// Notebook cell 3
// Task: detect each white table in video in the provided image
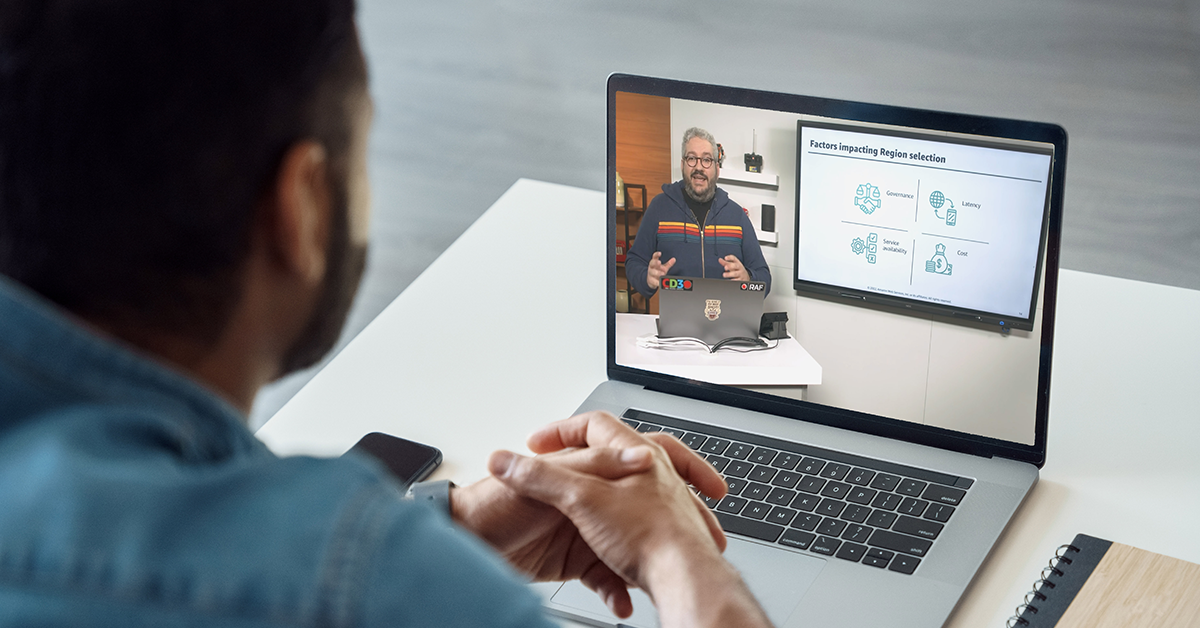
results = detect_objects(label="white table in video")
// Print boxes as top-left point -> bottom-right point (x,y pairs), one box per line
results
615,312 -> 822,387
257,179 -> 1200,628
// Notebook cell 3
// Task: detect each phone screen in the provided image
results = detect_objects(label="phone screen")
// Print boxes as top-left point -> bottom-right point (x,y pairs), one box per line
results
348,432 -> 443,488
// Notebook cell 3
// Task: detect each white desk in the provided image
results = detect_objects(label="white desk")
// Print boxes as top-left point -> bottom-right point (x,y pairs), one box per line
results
615,313 -> 822,387
258,179 -> 1200,628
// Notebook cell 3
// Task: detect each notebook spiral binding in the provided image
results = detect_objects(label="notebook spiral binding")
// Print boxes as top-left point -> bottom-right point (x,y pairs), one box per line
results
1005,544 -> 1081,627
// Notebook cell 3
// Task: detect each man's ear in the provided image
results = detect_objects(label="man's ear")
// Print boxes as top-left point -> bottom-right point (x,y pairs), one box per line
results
268,141 -> 332,283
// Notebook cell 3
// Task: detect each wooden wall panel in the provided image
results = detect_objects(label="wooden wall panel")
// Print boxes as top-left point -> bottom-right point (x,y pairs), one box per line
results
615,92 -> 671,315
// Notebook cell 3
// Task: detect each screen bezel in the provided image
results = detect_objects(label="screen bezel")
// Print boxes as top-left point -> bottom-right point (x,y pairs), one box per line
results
606,73 -> 1066,468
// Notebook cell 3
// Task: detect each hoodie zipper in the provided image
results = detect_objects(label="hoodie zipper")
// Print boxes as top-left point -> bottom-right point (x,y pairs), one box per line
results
685,204 -> 706,279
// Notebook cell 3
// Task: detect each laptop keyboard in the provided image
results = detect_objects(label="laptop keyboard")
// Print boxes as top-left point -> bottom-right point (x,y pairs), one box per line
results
620,410 -> 973,576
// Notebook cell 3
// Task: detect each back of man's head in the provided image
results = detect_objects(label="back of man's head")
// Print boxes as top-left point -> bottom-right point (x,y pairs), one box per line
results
0,0 -> 365,342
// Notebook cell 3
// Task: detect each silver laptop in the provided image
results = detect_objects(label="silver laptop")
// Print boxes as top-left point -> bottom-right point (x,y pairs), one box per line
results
538,74 -> 1065,627
656,276 -> 766,347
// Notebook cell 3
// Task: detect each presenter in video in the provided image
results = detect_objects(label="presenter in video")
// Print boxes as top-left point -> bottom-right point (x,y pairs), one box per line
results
626,127 -> 771,299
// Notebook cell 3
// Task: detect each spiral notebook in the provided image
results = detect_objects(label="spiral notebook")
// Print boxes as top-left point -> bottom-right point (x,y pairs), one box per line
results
1008,534 -> 1200,628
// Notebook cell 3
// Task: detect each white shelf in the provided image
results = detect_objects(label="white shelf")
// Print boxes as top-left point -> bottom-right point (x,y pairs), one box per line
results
718,170 -> 779,189
758,231 -> 778,245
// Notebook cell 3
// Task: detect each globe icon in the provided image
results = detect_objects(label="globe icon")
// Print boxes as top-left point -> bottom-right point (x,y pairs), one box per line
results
929,190 -> 946,209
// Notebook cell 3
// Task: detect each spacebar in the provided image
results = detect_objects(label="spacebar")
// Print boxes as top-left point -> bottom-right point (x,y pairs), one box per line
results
714,512 -> 784,542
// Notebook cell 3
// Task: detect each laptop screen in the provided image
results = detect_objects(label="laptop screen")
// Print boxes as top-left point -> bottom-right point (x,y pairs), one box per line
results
609,75 -> 1065,463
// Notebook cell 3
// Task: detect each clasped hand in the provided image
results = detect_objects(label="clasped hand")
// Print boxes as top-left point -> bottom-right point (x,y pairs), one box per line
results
450,411 -> 728,618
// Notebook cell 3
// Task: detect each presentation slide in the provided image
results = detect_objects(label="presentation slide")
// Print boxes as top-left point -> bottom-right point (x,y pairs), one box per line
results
795,124 -> 1053,321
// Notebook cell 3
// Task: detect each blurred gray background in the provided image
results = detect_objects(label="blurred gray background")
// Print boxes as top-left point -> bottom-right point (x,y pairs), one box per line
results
250,0 -> 1200,429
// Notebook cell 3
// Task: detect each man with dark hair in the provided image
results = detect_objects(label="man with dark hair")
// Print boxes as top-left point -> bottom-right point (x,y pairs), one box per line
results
0,1 -> 772,627
625,127 -> 772,299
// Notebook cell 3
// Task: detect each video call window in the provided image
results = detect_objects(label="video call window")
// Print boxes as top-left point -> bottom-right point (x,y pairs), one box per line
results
613,92 -> 1054,446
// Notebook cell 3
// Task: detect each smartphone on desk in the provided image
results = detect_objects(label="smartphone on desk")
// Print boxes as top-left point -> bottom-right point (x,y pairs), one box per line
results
348,432 -> 442,488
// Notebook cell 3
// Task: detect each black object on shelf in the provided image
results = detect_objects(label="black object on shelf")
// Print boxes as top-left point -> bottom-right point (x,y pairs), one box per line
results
760,312 -> 788,339
761,204 -> 776,233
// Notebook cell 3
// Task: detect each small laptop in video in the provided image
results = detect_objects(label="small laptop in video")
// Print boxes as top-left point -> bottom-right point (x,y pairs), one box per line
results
656,276 -> 766,348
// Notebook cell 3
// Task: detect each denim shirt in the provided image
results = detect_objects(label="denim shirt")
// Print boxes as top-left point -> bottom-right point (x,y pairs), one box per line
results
0,277 -> 555,627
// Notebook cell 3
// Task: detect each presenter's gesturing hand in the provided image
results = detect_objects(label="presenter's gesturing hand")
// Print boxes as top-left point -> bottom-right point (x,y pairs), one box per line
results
646,251 -> 676,290
719,254 -> 750,282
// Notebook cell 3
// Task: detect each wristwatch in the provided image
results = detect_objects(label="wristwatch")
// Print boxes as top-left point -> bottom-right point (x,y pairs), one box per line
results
406,479 -> 457,518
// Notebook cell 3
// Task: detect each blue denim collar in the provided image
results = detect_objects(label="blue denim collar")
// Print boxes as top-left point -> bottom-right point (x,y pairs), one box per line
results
0,274 -> 260,460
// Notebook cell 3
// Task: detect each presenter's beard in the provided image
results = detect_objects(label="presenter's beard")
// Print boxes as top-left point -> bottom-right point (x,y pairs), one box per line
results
279,186 -> 367,376
684,168 -> 716,203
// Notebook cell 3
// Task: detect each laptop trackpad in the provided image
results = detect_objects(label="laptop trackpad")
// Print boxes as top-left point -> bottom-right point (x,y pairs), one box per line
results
550,538 -> 824,627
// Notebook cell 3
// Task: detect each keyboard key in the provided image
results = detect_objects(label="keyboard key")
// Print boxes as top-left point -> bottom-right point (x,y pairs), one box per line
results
661,427 -> 686,439
771,452 -> 801,470
816,498 -> 846,517
836,542 -> 868,562
811,536 -> 841,556
797,476 -> 826,494
680,433 -> 706,450
749,465 -> 778,483
725,460 -> 753,479
896,478 -> 927,497
871,492 -> 902,511
620,419 -> 639,429
702,438 -> 732,455
924,503 -> 955,523
820,481 -> 850,499
725,478 -> 748,495
797,457 -> 826,475
922,483 -> 967,506
748,447 -> 778,465
743,482 -> 771,501
847,487 -> 877,505
847,468 -> 876,486
893,515 -> 944,540
869,473 -> 901,491
868,529 -> 932,557
743,502 -> 771,521
766,487 -> 797,506
866,547 -> 894,561
817,518 -> 847,537
779,529 -> 816,550
863,547 -> 894,568
791,513 -> 821,531
767,506 -> 798,526
898,498 -> 928,517
819,463 -> 851,480
862,554 -> 890,568
841,524 -> 872,543
724,442 -> 752,460
702,494 -> 720,509
771,471 -> 802,489
635,423 -> 661,433
840,504 -> 871,523
789,494 -> 820,512
714,512 -> 783,543
866,509 -> 899,529
716,496 -> 748,515
888,554 -> 921,575
707,456 -> 730,474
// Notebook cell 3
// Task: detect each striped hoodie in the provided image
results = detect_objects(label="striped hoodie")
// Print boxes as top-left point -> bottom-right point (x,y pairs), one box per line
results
625,180 -> 771,298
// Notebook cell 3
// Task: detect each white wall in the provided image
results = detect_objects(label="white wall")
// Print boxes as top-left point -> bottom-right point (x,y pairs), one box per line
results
668,98 -> 1041,445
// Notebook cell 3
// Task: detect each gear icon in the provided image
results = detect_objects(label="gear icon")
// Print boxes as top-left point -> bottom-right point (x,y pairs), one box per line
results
851,237 -> 866,255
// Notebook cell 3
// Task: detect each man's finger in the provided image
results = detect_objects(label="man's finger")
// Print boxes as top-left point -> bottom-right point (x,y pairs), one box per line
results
644,432 -> 727,499
527,411 -> 645,454
536,446 -> 655,480
581,561 -> 635,618
488,450 -> 600,513
691,491 -> 728,552
663,257 -> 676,270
